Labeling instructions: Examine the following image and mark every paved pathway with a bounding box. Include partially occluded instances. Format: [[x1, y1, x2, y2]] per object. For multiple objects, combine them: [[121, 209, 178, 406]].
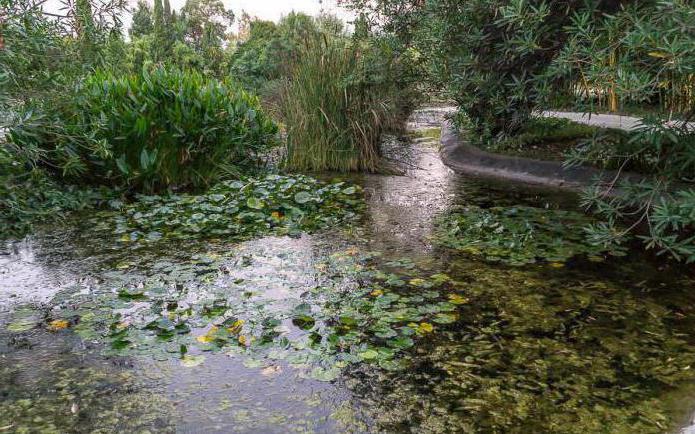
[[542, 110, 693, 132], [408, 106, 691, 132], [540, 110, 643, 130]]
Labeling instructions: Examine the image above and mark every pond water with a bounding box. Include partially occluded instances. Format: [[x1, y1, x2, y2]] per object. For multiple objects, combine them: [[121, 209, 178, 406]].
[[2, 110, 695, 433]]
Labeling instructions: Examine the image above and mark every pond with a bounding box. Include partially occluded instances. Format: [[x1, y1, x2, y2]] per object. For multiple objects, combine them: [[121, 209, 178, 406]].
[[2, 109, 695, 433]]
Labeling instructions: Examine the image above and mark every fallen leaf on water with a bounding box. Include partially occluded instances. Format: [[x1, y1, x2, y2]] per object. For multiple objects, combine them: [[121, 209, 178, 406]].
[[448, 294, 469, 305], [261, 365, 282, 376], [48, 319, 70, 331], [196, 326, 218, 343], [227, 319, 244, 334], [417, 322, 434, 334]]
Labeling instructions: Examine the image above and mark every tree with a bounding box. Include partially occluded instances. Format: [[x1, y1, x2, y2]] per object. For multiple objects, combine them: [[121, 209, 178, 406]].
[[75, 0, 97, 60], [341, 0, 627, 140], [228, 13, 321, 90], [130, 1, 153, 38], [181, 0, 233, 51]]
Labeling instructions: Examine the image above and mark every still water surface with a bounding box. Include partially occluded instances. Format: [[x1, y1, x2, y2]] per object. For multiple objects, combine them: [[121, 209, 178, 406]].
[[2, 112, 695, 433]]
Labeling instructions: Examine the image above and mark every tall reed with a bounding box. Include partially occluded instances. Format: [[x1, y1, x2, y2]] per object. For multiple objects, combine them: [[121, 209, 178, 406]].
[[279, 36, 398, 172]]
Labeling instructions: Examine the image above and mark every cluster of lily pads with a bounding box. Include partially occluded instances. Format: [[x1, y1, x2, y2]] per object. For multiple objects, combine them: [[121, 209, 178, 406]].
[[5, 248, 470, 382], [92, 174, 364, 243], [434, 205, 625, 265]]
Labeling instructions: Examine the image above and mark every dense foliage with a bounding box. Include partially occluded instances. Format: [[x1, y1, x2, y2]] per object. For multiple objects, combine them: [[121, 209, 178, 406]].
[[9, 68, 278, 192], [228, 13, 324, 93], [569, 120, 695, 263], [342, 0, 694, 137], [343, 0, 695, 262], [0, 146, 109, 238]]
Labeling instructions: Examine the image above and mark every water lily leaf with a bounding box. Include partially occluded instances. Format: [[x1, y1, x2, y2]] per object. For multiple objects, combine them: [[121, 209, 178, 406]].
[[292, 314, 316, 331], [388, 336, 414, 349], [181, 355, 205, 367], [294, 192, 313, 204], [246, 197, 264, 210], [7, 317, 39, 332], [309, 366, 340, 382], [359, 349, 379, 360]]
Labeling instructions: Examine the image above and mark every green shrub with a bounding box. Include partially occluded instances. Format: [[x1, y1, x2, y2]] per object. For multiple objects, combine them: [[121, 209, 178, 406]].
[[279, 36, 406, 172], [9, 67, 278, 192], [0, 145, 108, 239], [571, 120, 695, 263]]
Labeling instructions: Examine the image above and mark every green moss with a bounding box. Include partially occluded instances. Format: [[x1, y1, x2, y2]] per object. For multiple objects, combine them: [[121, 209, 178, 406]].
[[410, 127, 442, 141]]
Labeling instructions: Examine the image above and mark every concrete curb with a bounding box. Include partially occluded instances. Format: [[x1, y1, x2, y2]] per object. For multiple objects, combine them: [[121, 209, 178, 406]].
[[439, 121, 642, 192]]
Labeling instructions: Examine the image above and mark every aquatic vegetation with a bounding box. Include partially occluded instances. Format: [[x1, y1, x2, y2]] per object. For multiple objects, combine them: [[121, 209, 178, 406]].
[[279, 36, 408, 172], [92, 174, 365, 244], [346, 262, 695, 433], [0, 146, 113, 240], [4, 218, 695, 433], [0, 361, 174, 433], [3, 241, 468, 386], [434, 205, 625, 265]]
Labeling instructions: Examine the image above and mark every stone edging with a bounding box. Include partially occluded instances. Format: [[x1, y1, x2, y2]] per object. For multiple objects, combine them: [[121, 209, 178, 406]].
[[439, 120, 642, 192]]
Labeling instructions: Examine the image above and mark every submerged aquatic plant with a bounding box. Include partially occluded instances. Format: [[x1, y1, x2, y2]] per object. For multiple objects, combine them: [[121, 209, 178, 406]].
[[348, 259, 695, 433], [90, 174, 364, 244], [434, 205, 625, 265]]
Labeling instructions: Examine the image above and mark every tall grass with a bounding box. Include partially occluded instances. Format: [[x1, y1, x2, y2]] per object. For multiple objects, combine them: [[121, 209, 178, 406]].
[[279, 36, 399, 172]]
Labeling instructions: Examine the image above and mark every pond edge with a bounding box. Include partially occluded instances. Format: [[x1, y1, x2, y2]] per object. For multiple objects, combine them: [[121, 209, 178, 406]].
[[439, 120, 642, 193]]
